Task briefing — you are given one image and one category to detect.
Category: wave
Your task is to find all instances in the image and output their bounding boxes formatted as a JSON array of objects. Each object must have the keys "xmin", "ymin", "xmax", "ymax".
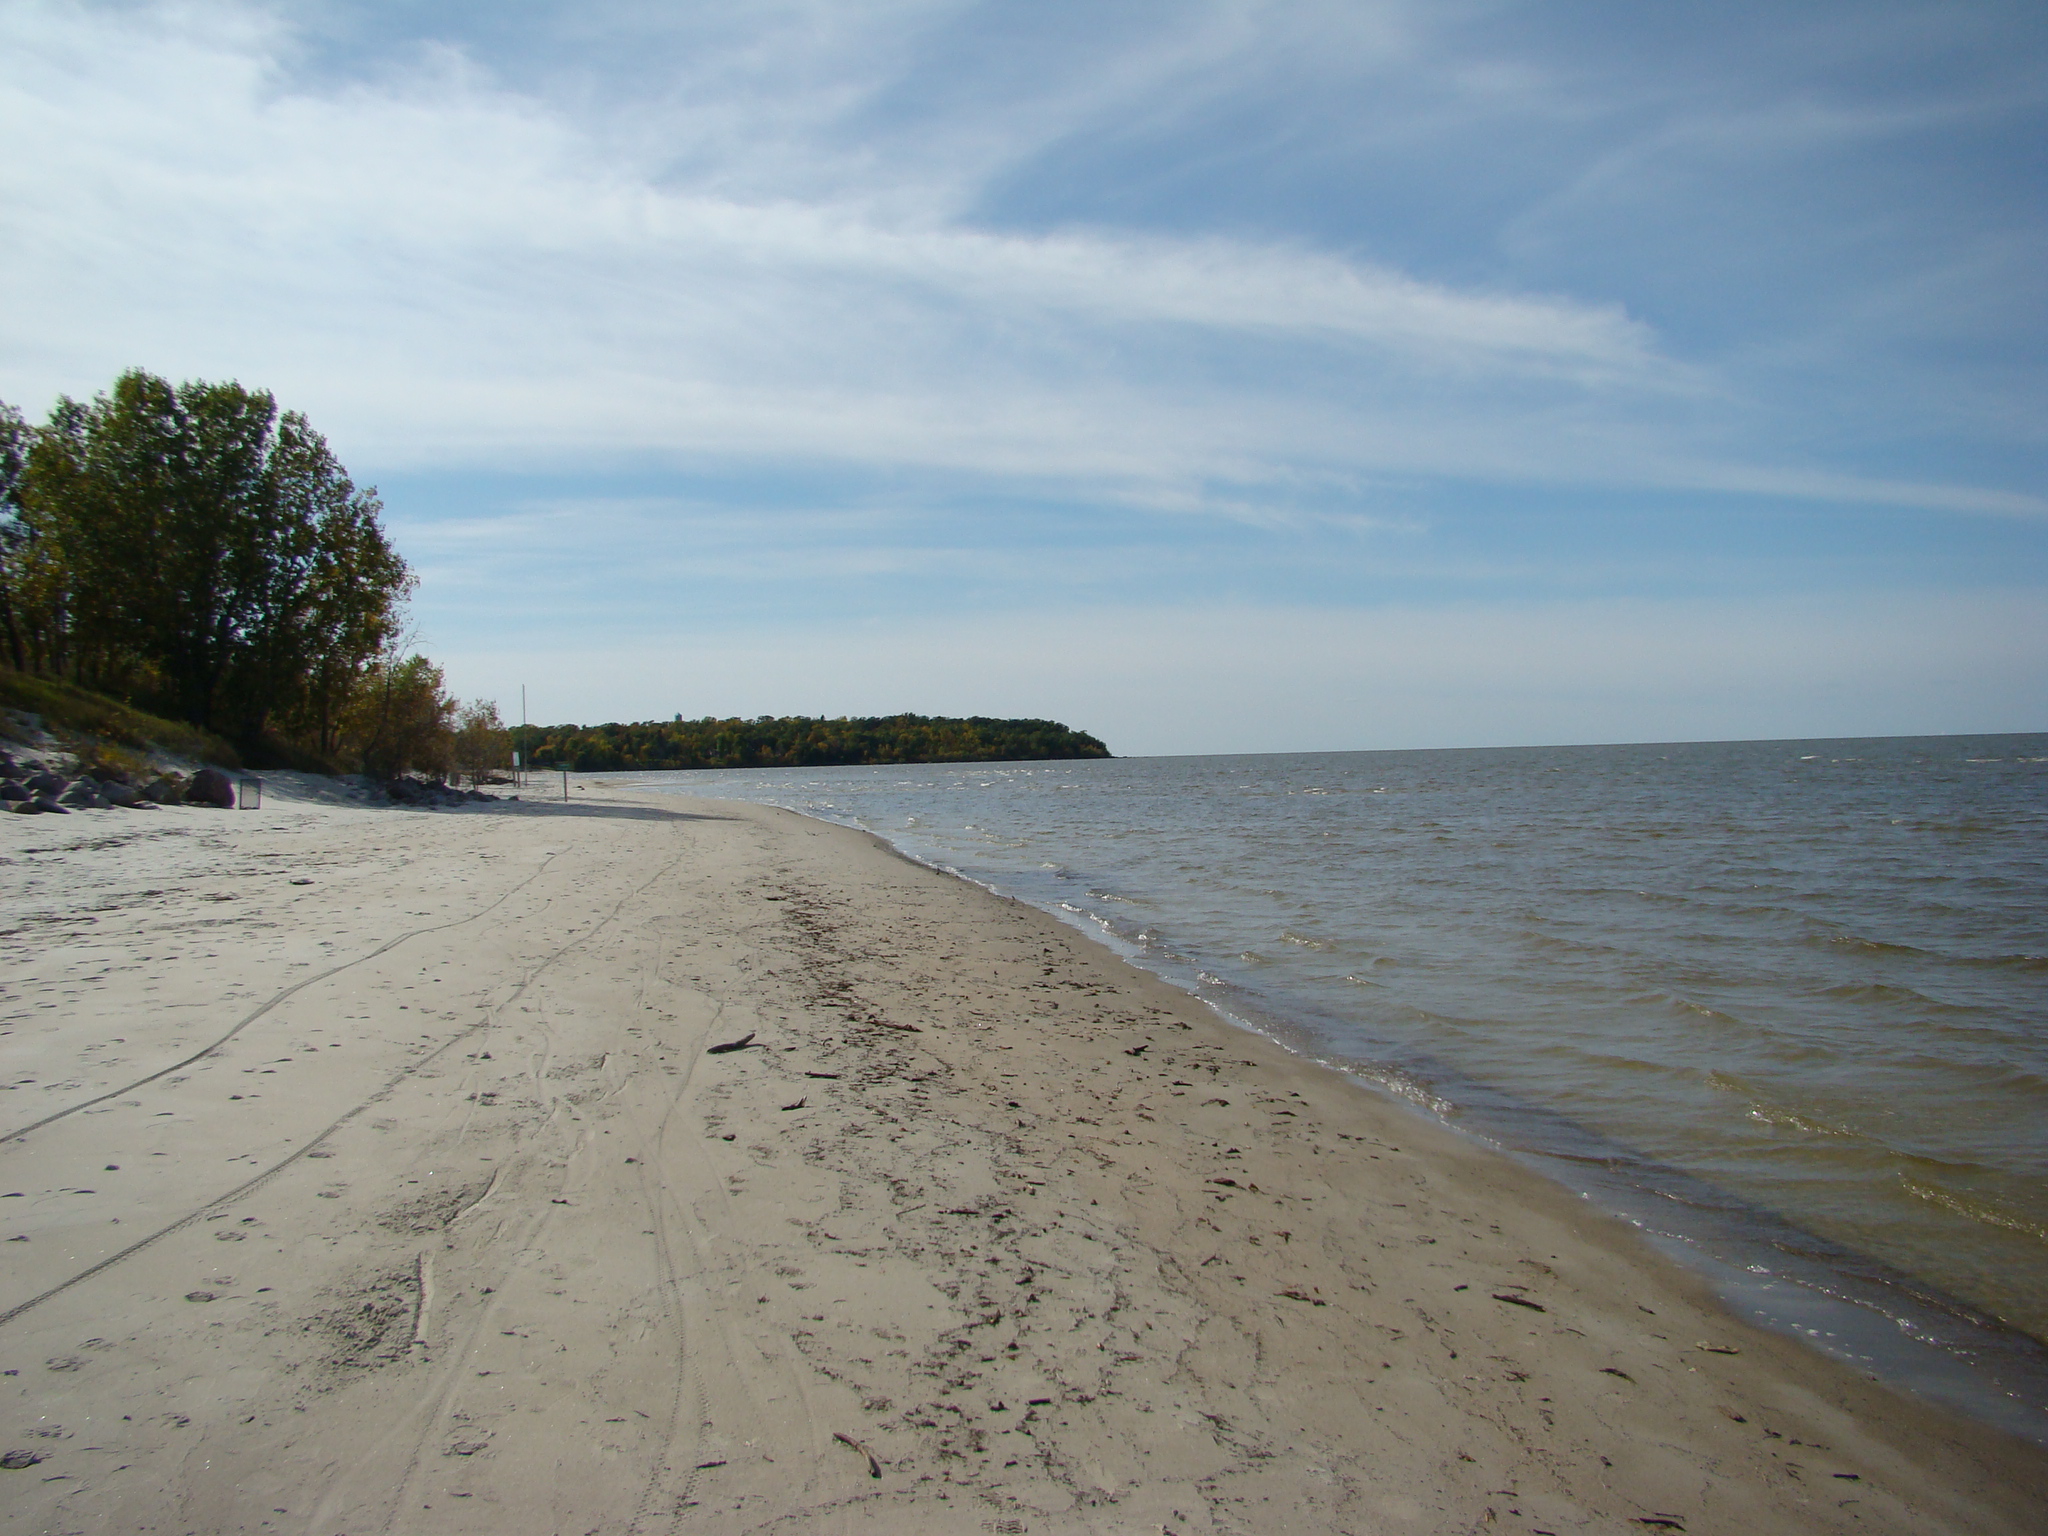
[
  {"xmin": 1957, "ymin": 952, "xmax": 2048, "ymax": 974},
  {"xmin": 1633, "ymin": 992, "xmax": 1751, "ymax": 1028},
  {"xmin": 1901, "ymin": 1180, "xmax": 2048, "ymax": 1247},
  {"xmin": 1745, "ymin": 1104, "xmax": 1855, "ymax": 1139},
  {"xmin": 1817, "ymin": 981, "xmax": 1968, "ymax": 1012},
  {"xmin": 1279, "ymin": 930, "xmax": 1337, "ymax": 951},
  {"xmin": 1887, "ymin": 1056, "xmax": 2048, "ymax": 1103},
  {"xmin": 1813, "ymin": 932, "xmax": 1933, "ymax": 959},
  {"xmin": 1084, "ymin": 888, "xmax": 1150, "ymax": 906}
]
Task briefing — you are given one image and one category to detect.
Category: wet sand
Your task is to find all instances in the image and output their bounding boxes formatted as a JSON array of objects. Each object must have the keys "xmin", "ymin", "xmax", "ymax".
[{"xmin": 2, "ymin": 778, "xmax": 2043, "ymax": 1534}]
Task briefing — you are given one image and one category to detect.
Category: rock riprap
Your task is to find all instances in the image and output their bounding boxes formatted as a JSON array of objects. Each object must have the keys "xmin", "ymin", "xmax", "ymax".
[{"xmin": 185, "ymin": 766, "xmax": 236, "ymax": 808}]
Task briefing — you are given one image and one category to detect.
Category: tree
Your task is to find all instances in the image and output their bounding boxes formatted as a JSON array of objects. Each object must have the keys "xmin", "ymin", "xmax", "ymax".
[
  {"xmin": 451, "ymin": 699, "xmax": 511, "ymax": 784},
  {"xmin": 8, "ymin": 370, "xmax": 412, "ymax": 742},
  {"xmin": 341, "ymin": 648, "xmax": 457, "ymax": 780},
  {"xmin": 228, "ymin": 412, "xmax": 413, "ymax": 748},
  {"xmin": 0, "ymin": 398, "xmax": 49, "ymax": 674},
  {"xmin": 0, "ymin": 402, "xmax": 25, "ymax": 507}
]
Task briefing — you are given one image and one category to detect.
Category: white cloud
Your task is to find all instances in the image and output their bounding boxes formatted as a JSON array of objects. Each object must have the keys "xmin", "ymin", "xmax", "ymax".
[
  {"xmin": 5, "ymin": 2, "xmax": 2040, "ymax": 750},
  {"xmin": 0, "ymin": 0, "xmax": 1851, "ymax": 507}
]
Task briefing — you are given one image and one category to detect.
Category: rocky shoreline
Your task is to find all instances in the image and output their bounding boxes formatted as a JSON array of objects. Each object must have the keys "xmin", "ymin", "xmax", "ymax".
[{"xmin": 0, "ymin": 717, "xmax": 515, "ymax": 818}]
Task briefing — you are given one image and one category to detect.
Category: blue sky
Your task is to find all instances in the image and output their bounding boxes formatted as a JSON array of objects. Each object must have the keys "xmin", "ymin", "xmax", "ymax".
[{"xmin": 2, "ymin": 0, "xmax": 2043, "ymax": 753}]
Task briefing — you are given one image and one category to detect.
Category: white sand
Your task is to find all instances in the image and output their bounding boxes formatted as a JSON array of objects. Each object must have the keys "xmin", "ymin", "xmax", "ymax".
[{"xmin": 2, "ymin": 779, "xmax": 2042, "ymax": 1535}]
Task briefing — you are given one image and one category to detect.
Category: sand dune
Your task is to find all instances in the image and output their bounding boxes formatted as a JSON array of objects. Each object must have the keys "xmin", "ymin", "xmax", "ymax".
[{"xmin": 2, "ymin": 780, "xmax": 2042, "ymax": 1534}]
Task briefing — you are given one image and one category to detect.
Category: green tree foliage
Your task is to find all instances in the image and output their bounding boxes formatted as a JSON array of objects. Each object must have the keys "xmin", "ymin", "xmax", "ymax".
[
  {"xmin": 0, "ymin": 397, "xmax": 65, "ymax": 683},
  {"xmin": 341, "ymin": 650, "xmax": 457, "ymax": 781},
  {"xmin": 0, "ymin": 370, "xmax": 413, "ymax": 750},
  {"xmin": 510, "ymin": 714, "xmax": 1110, "ymax": 772},
  {"xmin": 0, "ymin": 402, "xmax": 27, "ymax": 516}
]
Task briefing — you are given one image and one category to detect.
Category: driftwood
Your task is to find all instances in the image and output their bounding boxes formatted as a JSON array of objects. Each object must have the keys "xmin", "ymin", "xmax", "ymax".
[{"xmin": 832, "ymin": 1431, "xmax": 882, "ymax": 1478}]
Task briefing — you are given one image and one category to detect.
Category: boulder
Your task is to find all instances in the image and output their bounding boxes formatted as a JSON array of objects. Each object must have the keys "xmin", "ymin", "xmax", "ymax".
[
  {"xmin": 9, "ymin": 798, "xmax": 41, "ymax": 814},
  {"xmin": 25, "ymin": 770, "xmax": 65, "ymax": 795},
  {"xmin": 31, "ymin": 797, "xmax": 68, "ymax": 814},
  {"xmin": 58, "ymin": 782, "xmax": 104, "ymax": 808},
  {"xmin": 186, "ymin": 767, "xmax": 236, "ymax": 808},
  {"xmin": 0, "ymin": 780, "xmax": 27, "ymax": 802},
  {"xmin": 99, "ymin": 781, "xmax": 142, "ymax": 808},
  {"xmin": 142, "ymin": 776, "xmax": 185, "ymax": 804}
]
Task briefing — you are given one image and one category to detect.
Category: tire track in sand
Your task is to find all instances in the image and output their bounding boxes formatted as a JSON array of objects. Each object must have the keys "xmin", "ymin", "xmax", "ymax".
[
  {"xmin": 0, "ymin": 847, "xmax": 566, "ymax": 1145},
  {"xmin": 334, "ymin": 846, "xmax": 697, "ymax": 1536},
  {"xmin": 0, "ymin": 841, "xmax": 637, "ymax": 1334}
]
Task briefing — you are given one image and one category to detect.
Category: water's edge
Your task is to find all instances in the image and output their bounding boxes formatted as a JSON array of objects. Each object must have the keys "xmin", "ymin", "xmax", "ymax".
[
  {"xmin": 626, "ymin": 772, "xmax": 2048, "ymax": 1447},
  {"xmin": 1015, "ymin": 844, "xmax": 2048, "ymax": 1448}
]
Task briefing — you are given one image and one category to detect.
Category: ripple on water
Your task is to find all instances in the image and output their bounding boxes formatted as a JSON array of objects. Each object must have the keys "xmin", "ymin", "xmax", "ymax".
[
  {"xmin": 1744, "ymin": 1102, "xmax": 1856, "ymax": 1139},
  {"xmin": 1902, "ymin": 1181, "xmax": 2048, "ymax": 1246},
  {"xmin": 1814, "ymin": 931, "xmax": 1934, "ymax": 959}
]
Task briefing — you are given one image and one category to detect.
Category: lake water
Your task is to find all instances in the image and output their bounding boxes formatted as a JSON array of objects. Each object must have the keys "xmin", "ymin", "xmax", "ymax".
[{"xmin": 618, "ymin": 734, "xmax": 2048, "ymax": 1441}]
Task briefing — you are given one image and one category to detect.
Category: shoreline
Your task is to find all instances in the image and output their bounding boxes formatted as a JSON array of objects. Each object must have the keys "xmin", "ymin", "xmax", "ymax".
[
  {"xmin": 611, "ymin": 757, "xmax": 2048, "ymax": 1445},
  {"xmin": 1039, "ymin": 911, "xmax": 2048, "ymax": 1450},
  {"xmin": 2, "ymin": 779, "xmax": 2044, "ymax": 1533}
]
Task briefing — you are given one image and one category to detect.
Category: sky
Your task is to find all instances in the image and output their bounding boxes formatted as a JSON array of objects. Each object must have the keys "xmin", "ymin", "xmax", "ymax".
[{"xmin": 2, "ymin": 0, "xmax": 2044, "ymax": 755}]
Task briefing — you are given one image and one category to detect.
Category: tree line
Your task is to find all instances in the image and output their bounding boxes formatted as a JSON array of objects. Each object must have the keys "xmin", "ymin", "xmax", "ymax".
[
  {"xmin": 513, "ymin": 714, "xmax": 1110, "ymax": 772},
  {"xmin": 0, "ymin": 369, "xmax": 474, "ymax": 776},
  {"xmin": 1, "ymin": 369, "xmax": 1110, "ymax": 781}
]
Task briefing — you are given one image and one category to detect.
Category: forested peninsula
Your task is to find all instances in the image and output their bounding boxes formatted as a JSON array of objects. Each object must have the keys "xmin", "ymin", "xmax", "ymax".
[{"xmin": 513, "ymin": 714, "xmax": 1110, "ymax": 772}]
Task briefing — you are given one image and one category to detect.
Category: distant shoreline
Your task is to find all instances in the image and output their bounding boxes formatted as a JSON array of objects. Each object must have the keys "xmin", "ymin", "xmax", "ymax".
[{"xmin": 511, "ymin": 712, "xmax": 1111, "ymax": 774}]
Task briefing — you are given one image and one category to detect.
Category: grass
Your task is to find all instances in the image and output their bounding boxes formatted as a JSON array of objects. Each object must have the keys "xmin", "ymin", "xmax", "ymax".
[{"xmin": 0, "ymin": 671, "xmax": 242, "ymax": 768}]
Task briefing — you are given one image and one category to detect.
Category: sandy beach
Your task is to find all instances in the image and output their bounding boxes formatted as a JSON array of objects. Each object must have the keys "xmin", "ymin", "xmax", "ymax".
[{"xmin": 2, "ymin": 780, "xmax": 2043, "ymax": 1536}]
